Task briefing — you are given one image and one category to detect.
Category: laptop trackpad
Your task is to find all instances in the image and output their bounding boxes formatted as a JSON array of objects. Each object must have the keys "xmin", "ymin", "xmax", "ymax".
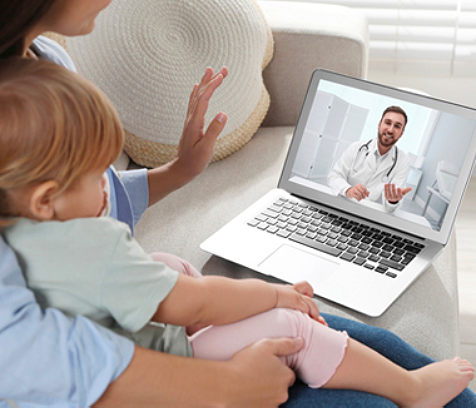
[{"xmin": 259, "ymin": 245, "xmax": 337, "ymax": 286}]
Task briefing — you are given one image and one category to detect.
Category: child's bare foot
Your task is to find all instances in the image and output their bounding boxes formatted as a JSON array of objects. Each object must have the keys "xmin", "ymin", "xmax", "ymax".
[{"xmin": 404, "ymin": 358, "xmax": 474, "ymax": 407}]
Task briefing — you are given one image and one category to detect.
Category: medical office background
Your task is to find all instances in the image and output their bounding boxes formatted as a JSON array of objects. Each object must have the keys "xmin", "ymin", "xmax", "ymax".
[{"xmin": 292, "ymin": 80, "xmax": 476, "ymax": 230}]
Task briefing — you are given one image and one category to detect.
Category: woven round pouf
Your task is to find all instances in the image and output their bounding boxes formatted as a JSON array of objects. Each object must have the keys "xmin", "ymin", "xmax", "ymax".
[{"xmin": 67, "ymin": 0, "xmax": 273, "ymax": 167}]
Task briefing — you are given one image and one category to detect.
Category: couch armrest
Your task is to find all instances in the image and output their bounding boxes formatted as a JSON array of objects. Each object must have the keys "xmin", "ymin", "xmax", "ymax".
[{"xmin": 259, "ymin": 1, "xmax": 369, "ymax": 126}]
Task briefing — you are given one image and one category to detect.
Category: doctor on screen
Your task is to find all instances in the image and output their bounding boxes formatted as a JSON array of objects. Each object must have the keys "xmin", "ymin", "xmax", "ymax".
[{"xmin": 328, "ymin": 106, "xmax": 412, "ymax": 212}]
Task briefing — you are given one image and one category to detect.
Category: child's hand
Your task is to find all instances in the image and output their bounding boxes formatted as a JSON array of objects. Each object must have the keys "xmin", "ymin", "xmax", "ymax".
[
  {"xmin": 175, "ymin": 66, "xmax": 228, "ymax": 181},
  {"xmin": 274, "ymin": 281, "xmax": 327, "ymax": 325}
]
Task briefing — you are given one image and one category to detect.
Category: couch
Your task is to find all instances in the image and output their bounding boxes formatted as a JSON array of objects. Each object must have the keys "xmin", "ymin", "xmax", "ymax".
[{"xmin": 121, "ymin": 1, "xmax": 460, "ymax": 361}]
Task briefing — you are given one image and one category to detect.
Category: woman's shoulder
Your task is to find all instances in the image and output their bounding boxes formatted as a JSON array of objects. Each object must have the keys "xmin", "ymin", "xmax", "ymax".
[{"xmin": 32, "ymin": 35, "xmax": 77, "ymax": 72}]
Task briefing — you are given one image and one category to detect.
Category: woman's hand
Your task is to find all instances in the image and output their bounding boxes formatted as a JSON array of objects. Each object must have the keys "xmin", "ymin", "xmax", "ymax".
[
  {"xmin": 147, "ymin": 67, "xmax": 228, "ymax": 207},
  {"xmin": 175, "ymin": 66, "xmax": 228, "ymax": 181},
  {"xmin": 274, "ymin": 281, "xmax": 327, "ymax": 325}
]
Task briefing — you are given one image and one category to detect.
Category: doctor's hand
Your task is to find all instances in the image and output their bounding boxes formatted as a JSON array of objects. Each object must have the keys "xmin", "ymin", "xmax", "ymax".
[
  {"xmin": 345, "ymin": 184, "xmax": 370, "ymax": 201},
  {"xmin": 385, "ymin": 183, "xmax": 412, "ymax": 204}
]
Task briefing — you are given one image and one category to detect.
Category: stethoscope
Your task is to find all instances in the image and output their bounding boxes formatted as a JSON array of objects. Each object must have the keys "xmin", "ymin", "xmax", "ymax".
[{"xmin": 353, "ymin": 139, "xmax": 398, "ymax": 183}]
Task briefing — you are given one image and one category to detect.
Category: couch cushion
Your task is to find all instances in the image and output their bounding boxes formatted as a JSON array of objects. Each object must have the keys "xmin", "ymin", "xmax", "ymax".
[{"xmin": 67, "ymin": 0, "xmax": 274, "ymax": 167}]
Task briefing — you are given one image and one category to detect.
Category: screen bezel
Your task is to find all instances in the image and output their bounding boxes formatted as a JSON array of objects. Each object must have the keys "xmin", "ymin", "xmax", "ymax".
[{"xmin": 278, "ymin": 69, "xmax": 476, "ymax": 244}]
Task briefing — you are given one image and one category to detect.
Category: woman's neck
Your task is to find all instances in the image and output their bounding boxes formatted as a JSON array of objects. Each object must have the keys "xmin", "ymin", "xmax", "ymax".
[{"xmin": 23, "ymin": 26, "xmax": 46, "ymax": 57}]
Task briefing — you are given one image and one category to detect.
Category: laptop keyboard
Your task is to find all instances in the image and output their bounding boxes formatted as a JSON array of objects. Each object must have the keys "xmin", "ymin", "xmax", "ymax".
[{"xmin": 247, "ymin": 197, "xmax": 425, "ymax": 279}]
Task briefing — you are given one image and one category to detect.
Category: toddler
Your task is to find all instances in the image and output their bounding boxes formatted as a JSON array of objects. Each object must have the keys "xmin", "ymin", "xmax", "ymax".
[{"xmin": 0, "ymin": 58, "xmax": 473, "ymax": 407}]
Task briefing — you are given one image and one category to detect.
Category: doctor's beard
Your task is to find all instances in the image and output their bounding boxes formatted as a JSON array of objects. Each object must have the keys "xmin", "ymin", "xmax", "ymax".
[{"xmin": 378, "ymin": 131, "xmax": 398, "ymax": 148}]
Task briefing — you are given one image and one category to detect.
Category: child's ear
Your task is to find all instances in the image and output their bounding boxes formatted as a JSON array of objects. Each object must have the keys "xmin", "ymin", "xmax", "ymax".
[{"xmin": 29, "ymin": 181, "xmax": 60, "ymax": 220}]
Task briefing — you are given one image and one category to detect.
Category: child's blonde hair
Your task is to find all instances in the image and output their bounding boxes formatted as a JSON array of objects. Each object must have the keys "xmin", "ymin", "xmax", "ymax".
[{"xmin": 0, "ymin": 57, "xmax": 124, "ymax": 220}]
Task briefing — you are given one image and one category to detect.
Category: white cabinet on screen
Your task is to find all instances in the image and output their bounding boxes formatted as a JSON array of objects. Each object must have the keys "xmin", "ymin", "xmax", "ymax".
[{"xmin": 293, "ymin": 91, "xmax": 369, "ymax": 182}]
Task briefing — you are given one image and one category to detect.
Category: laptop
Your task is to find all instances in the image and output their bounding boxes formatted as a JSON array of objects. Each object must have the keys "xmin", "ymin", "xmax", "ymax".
[{"xmin": 201, "ymin": 69, "xmax": 476, "ymax": 316}]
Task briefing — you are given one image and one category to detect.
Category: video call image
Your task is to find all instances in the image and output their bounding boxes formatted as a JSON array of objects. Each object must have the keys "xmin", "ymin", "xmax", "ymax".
[{"xmin": 290, "ymin": 79, "xmax": 476, "ymax": 232}]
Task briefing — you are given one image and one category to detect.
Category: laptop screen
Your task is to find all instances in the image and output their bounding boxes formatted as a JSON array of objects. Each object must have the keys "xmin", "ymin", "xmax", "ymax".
[{"xmin": 279, "ymin": 70, "xmax": 476, "ymax": 244}]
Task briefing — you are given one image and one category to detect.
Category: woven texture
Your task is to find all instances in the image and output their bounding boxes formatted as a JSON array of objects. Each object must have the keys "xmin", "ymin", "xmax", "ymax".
[{"xmin": 67, "ymin": 0, "xmax": 273, "ymax": 166}]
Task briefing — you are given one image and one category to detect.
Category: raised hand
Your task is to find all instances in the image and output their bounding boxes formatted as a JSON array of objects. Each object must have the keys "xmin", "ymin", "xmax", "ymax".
[
  {"xmin": 175, "ymin": 66, "xmax": 228, "ymax": 180},
  {"xmin": 384, "ymin": 183, "xmax": 412, "ymax": 204}
]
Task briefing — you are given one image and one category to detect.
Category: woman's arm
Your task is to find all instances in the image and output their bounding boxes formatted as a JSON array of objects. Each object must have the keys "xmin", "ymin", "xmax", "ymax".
[
  {"xmin": 147, "ymin": 67, "xmax": 228, "ymax": 207},
  {"xmin": 94, "ymin": 338, "xmax": 303, "ymax": 408},
  {"xmin": 153, "ymin": 274, "xmax": 321, "ymax": 328}
]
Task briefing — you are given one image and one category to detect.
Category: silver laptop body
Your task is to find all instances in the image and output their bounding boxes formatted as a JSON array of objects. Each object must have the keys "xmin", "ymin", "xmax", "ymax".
[{"xmin": 201, "ymin": 69, "xmax": 476, "ymax": 316}]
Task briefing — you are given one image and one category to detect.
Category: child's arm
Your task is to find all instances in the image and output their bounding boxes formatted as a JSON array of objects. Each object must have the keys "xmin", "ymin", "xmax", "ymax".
[
  {"xmin": 152, "ymin": 274, "xmax": 322, "ymax": 328},
  {"xmin": 147, "ymin": 67, "xmax": 228, "ymax": 207}
]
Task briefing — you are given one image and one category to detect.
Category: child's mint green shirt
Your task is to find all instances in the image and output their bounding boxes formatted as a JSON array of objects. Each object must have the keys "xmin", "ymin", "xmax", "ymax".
[{"xmin": 4, "ymin": 217, "xmax": 192, "ymax": 357}]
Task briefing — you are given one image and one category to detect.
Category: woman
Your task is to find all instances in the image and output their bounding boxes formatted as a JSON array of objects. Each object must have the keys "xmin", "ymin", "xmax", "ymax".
[{"xmin": 0, "ymin": 1, "xmax": 474, "ymax": 407}]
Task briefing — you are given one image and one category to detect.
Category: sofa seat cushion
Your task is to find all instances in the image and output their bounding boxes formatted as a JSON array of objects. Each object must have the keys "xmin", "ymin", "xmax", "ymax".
[{"xmin": 67, "ymin": 0, "xmax": 274, "ymax": 167}]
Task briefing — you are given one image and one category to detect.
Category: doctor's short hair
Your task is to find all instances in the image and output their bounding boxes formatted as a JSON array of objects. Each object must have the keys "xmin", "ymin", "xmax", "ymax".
[
  {"xmin": 0, "ymin": 57, "xmax": 124, "ymax": 218},
  {"xmin": 380, "ymin": 106, "xmax": 408, "ymax": 127}
]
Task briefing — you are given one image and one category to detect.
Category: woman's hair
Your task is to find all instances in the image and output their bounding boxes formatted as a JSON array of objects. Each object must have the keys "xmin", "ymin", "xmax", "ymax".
[
  {"xmin": 0, "ymin": 0, "xmax": 56, "ymax": 58},
  {"xmin": 0, "ymin": 57, "xmax": 124, "ymax": 218}
]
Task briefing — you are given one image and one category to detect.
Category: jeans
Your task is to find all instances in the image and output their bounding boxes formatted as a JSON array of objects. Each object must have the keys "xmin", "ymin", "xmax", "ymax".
[{"xmin": 283, "ymin": 313, "xmax": 476, "ymax": 407}]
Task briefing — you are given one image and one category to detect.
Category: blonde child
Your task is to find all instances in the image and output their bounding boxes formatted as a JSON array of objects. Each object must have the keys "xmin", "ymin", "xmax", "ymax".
[{"xmin": 1, "ymin": 58, "xmax": 473, "ymax": 407}]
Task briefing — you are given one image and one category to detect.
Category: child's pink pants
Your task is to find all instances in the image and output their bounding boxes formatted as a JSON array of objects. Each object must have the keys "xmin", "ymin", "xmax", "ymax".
[{"xmin": 150, "ymin": 252, "xmax": 348, "ymax": 388}]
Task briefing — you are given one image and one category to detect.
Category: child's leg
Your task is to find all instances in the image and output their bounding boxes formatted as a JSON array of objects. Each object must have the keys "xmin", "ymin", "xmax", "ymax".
[
  {"xmin": 189, "ymin": 308, "xmax": 348, "ymax": 388},
  {"xmin": 325, "ymin": 338, "xmax": 474, "ymax": 407},
  {"xmin": 189, "ymin": 308, "xmax": 474, "ymax": 407},
  {"xmin": 149, "ymin": 252, "xmax": 202, "ymax": 278}
]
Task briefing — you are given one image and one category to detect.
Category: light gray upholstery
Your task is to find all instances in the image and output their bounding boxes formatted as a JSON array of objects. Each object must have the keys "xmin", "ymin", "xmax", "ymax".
[{"xmin": 133, "ymin": 1, "xmax": 459, "ymax": 360}]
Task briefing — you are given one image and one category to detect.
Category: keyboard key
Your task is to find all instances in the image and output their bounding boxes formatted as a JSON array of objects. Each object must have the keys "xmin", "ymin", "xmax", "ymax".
[
  {"xmin": 390, "ymin": 255, "xmax": 402, "ymax": 263},
  {"xmin": 268, "ymin": 205, "xmax": 283, "ymax": 213},
  {"xmin": 379, "ymin": 259, "xmax": 404, "ymax": 271},
  {"xmin": 380, "ymin": 251, "xmax": 391, "ymax": 259},
  {"xmin": 357, "ymin": 251, "xmax": 370, "ymax": 258},
  {"xmin": 364, "ymin": 263, "xmax": 374, "ymax": 270},
  {"xmin": 247, "ymin": 219, "xmax": 260, "ymax": 227},
  {"xmin": 336, "ymin": 243, "xmax": 348, "ymax": 250},
  {"xmin": 289, "ymin": 234, "xmax": 342, "ymax": 257},
  {"xmin": 375, "ymin": 266, "xmax": 387, "ymax": 274},
  {"xmin": 266, "ymin": 218, "xmax": 278, "ymax": 226},
  {"xmin": 347, "ymin": 247, "xmax": 359, "ymax": 255},
  {"xmin": 267, "ymin": 226, "xmax": 279, "ymax": 234},
  {"xmin": 262, "ymin": 210, "xmax": 278, "ymax": 219},
  {"xmin": 326, "ymin": 239, "xmax": 338, "ymax": 247},
  {"xmin": 307, "ymin": 225, "xmax": 318, "ymax": 233},
  {"xmin": 353, "ymin": 257, "xmax": 366, "ymax": 266},
  {"xmin": 404, "ymin": 245, "xmax": 422, "ymax": 254},
  {"xmin": 340, "ymin": 253, "xmax": 355, "ymax": 262},
  {"xmin": 277, "ymin": 229, "xmax": 291, "ymax": 238},
  {"xmin": 386, "ymin": 272, "xmax": 397, "ymax": 278},
  {"xmin": 369, "ymin": 255, "xmax": 380, "ymax": 263}
]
